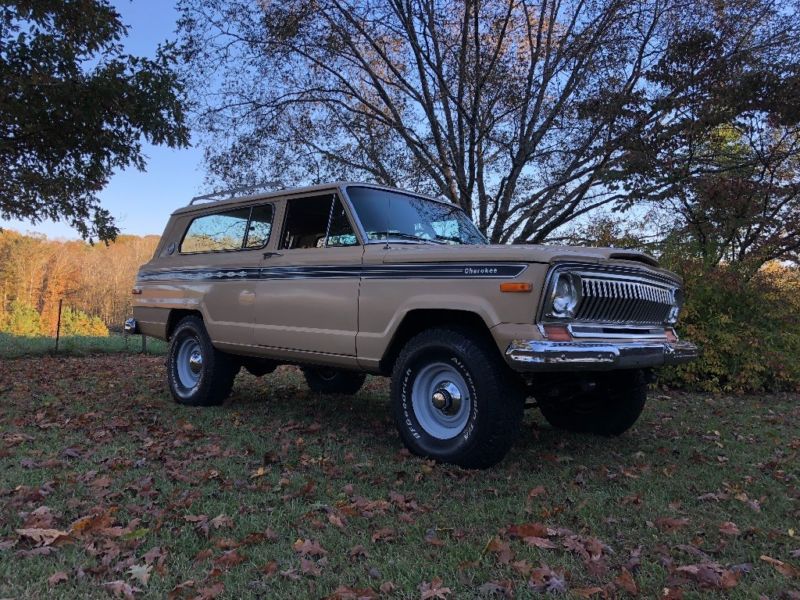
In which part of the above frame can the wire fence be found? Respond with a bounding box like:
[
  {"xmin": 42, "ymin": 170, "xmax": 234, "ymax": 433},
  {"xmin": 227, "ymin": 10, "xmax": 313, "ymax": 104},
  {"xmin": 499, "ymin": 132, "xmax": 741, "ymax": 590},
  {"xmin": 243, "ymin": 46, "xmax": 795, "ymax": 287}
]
[{"xmin": 1, "ymin": 299, "xmax": 165, "ymax": 359}]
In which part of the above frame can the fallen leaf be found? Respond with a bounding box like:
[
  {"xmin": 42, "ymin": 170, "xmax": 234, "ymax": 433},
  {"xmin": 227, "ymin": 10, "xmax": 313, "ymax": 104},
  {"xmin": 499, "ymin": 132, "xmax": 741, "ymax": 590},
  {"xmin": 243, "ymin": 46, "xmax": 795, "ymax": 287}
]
[
  {"xmin": 379, "ymin": 581, "xmax": 396, "ymax": 594},
  {"xmin": 527, "ymin": 486, "xmax": 546, "ymax": 499},
  {"xmin": 615, "ymin": 567, "xmax": 638, "ymax": 595},
  {"xmin": 654, "ymin": 517, "xmax": 690, "ymax": 533},
  {"xmin": 371, "ymin": 527, "xmax": 395, "ymax": 543},
  {"xmin": 48, "ymin": 571, "xmax": 69, "ymax": 586},
  {"xmin": 250, "ymin": 466, "xmax": 268, "ymax": 479},
  {"xmin": 16, "ymin": 527, "xmax": 72, "ymax": 546},
  {"xmin": 127, "ymin": 564, "xmax": 152, "ymax": 587},
  {"xmin": 292, "ymin": 538, "xmax": 327, "ymax": 557},
  {"xmin": 760, "ymin": 555, "xmax": 798, "ymax": 578},
  {"xmin": 214, "ymin": 550, "xmax": 246, "ymax": 569},
  {"xmin": 194, "ymin": 582, "xmax": 224, "ymax": 599},
  {"xmin": 261, "ymin": 560, "xmax": 279, "ymax": 576},
  {"xmin": 477, "ymin": 580, "xmax": 514, "ymax": 597},
  {"xmin": 523, "ymin": 536, "xmax": 557, "ymax": 549},
  {"xmin": 324, "ymin": 585, "xmax": 379, "ymax": 599},
  {"xmin": 102, "ymin": 580, "xmax": 141, "ymax": 599},
  {"xmin": 484, "ymin": 537, "xmax": 514, "ymax": 564},
  {"xmin": 209, "ymin": 514, "xmax": 233, "ymax": 530},
  {"xmin": 300, "ymin": 557, "xmax": 322, "ymax": 576},
  {"xmin": 573, "ymin": 587, "xmax": 604, "ymax": 598},
  {"xmin": 718, "ymin": 522, "xmax": 740, "ymax": 536},
  {"xmin": 420, "ymin": 576, "xmax": 452, "ymax": 599},
  {"xmin": 507, "ymin": 523, "xmax": 548, "ymax": 539}
]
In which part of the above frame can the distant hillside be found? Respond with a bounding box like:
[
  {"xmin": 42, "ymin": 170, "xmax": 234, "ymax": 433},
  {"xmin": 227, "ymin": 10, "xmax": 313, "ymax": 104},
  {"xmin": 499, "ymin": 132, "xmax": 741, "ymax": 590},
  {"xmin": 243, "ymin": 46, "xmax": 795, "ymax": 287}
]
[{"xmin": 0, "ymin": 230, "xmax": 159, "ymax": 334}]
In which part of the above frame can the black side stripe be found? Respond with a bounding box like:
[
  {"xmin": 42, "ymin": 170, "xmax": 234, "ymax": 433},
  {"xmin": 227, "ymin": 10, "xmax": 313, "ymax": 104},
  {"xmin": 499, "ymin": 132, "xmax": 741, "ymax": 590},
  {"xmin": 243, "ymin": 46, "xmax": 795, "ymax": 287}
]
[{"xmin": 137, "ymin": 263, "xmax": 528, "ymax": 282}]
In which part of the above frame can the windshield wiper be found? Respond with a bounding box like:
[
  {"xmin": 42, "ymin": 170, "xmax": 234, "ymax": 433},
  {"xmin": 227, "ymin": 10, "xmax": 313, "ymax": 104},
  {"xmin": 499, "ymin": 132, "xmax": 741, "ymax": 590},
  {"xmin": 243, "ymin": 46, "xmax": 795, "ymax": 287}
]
[
  {"xmin": 369, "ymin": 231, "xmax": 444, "ymax": 244},
  {"xmin": 433, "ymin": 234, "xmax": 464, "ymax": 244}
]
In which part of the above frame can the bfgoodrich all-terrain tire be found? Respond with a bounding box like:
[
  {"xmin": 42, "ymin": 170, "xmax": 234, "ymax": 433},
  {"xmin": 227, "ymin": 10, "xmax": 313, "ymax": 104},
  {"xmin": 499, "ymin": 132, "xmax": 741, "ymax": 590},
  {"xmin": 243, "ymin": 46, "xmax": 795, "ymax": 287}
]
[
  {"xmin": 391, "ymin": 328, "xmax": 525, "ymax": 469},
  {"xmin": 538, "ymin": 369, "xmax": 648, "ymax": 436},
  {"xmin": 167, "ymin": 316, "xmax": 239, "ymax": 407},
  {"xmin": 302, "ymin": 367, "xmax": 367, "ymax": 395}
]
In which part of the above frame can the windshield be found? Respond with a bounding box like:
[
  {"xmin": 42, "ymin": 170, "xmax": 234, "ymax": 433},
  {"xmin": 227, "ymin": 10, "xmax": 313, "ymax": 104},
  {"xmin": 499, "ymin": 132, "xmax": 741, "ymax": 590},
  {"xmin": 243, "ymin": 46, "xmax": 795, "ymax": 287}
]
[{"xmin": 346, "ymin": 186, "xmax": 487, "ymax": 245}]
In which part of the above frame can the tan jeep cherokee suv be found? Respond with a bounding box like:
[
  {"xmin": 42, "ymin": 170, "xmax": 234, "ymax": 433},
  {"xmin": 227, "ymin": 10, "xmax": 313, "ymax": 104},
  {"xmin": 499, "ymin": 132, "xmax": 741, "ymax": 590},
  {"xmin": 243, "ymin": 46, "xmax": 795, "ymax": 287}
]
[{"xmin": 129, "ymin": 183, "xmax": 697, "ymax": 468}]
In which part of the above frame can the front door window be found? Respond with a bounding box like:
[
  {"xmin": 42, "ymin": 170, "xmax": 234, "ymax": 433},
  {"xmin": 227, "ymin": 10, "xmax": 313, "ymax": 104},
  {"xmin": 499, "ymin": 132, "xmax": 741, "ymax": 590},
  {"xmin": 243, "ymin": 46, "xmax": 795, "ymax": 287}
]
[{"xmin": 280, "ymin": 195, "xmax": 358, "ymax": 249}]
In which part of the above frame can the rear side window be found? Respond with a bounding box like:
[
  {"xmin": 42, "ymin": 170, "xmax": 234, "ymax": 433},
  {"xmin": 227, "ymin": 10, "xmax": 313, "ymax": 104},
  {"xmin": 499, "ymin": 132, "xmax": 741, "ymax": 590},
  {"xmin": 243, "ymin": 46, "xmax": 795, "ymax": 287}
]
[{"xmin": 181, "ymin": 204, "xmax": 274, "ymax": 253}]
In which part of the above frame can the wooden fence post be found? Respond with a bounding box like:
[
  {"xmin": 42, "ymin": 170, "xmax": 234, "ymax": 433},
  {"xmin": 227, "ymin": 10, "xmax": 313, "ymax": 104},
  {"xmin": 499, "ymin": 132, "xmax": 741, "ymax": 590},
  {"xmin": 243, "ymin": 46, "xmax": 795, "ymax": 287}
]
[
  {"xmin": 141, "ymin": 335, "xmax": 147, "ymax": 354},
  {"xmin": 54, "ymin": 299, "xmax": 63, "ymax": 352}
]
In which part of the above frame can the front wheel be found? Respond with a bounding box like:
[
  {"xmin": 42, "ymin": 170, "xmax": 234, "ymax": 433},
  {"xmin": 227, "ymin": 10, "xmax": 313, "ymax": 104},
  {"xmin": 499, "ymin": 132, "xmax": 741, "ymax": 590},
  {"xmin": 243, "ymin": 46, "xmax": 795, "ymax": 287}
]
[
  {"xmin": 538, "ymin": 370, "xmax": 648, "ymax": 436},
  {"xmin": 167, "ymin": 316, "xmax": 239, "ymax": 406},
  {"xmin": 391, "ymin": 328, "xmax": 525, "ymax": 469}
]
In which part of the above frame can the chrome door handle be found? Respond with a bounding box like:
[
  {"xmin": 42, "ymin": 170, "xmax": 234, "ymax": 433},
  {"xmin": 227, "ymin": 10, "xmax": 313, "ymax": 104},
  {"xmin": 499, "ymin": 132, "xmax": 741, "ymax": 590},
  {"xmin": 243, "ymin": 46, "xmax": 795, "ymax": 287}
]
[{"xmin": 262, "ymin": 251, "xmax": 283, "ymax": 259}]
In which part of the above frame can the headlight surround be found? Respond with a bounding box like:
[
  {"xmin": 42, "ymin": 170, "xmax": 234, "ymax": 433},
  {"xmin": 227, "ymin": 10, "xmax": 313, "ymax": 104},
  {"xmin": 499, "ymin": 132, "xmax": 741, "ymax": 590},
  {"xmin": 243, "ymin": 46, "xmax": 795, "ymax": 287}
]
[
  {"xmin": 548, "ymin": 272, "xmax": 581, "ymax": 319},
  {"xmin": 666, "ymin": 287, "xmax": 684, "ymax": 324}
]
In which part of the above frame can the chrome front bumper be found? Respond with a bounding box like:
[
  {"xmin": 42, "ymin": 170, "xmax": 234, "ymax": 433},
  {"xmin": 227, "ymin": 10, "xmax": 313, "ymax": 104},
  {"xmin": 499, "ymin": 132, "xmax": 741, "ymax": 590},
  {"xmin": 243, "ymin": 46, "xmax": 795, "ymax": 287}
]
[{"xmin": 506, "ymin": 339, "xmax": 698, "ymax": 371}]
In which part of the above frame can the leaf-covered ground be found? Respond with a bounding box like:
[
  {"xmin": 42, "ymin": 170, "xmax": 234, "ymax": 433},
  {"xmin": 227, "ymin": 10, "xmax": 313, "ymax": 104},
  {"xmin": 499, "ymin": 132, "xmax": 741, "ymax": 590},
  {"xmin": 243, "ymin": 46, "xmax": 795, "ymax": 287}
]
[{"xmin": 0, "ymin": 355, "xmax": 798, "ymax": 599}]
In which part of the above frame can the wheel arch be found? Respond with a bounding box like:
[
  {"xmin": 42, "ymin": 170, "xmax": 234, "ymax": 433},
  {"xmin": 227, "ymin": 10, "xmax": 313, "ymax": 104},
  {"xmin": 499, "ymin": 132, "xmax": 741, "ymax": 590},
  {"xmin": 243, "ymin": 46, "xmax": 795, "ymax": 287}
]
[
  {"xmin": 378, "ymin": 309, "xmax": 497, "ymax": 375},
  {"xmin": 166, "ymin": 309, "xmax": 204, "ymax": 340}
]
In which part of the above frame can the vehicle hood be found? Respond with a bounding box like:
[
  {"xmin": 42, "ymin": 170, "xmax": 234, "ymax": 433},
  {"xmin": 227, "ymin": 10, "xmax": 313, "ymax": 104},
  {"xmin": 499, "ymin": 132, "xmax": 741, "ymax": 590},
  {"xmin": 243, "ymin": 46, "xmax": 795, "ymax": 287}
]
[{"xmin": 381, "ymin": 243, "xmax": 680, "ymax": 281}]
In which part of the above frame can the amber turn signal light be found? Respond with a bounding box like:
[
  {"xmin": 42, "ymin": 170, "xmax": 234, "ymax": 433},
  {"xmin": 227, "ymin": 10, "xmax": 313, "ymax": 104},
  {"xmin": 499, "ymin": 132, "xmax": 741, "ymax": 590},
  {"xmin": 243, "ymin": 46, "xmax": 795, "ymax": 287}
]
[
  {"xmin": 499, "ymin": 282, "xmax": 532, "ymax": 293},
  {"xmin": 543, "ymin": 324, "xmax": 572, "ymax": 341}
]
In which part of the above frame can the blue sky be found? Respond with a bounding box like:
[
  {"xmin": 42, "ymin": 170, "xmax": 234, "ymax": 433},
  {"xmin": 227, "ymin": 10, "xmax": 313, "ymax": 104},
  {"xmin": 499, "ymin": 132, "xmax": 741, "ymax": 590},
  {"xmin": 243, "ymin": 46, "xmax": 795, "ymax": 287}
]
[{"xmin": 1, "ymin": 0, "xmax": 206, "ymax": 239}]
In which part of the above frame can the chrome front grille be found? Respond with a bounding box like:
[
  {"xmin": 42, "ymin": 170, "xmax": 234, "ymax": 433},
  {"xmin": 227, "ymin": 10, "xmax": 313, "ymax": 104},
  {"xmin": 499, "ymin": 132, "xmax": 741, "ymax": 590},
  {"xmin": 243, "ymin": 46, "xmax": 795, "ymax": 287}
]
[
  {"xmin": 540, "ymin": 263, "xmax": 680, "ymax": 326},
  {"xmin": 575, "ymin": 276, "xmax": 674, "ymax": 324}
]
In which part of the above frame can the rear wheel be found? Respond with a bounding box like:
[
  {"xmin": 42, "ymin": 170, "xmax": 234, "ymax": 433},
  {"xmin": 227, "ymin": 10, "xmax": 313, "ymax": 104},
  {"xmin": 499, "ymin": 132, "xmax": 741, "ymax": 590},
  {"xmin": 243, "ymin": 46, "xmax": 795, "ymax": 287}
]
[
  {"xmin": 391, "ymin": 328, "xmax": 525, "ymax": 469},
  {"xmin": 167, "ymin": 316, "xmax": 238, "ymax": 406},
  {"xmin": 302, "ymin": 367, "xmax": 366, "ymax": 395},
  {"xmin": 538, "ymin": 370, "xmax": 648, "ymax": 435}
]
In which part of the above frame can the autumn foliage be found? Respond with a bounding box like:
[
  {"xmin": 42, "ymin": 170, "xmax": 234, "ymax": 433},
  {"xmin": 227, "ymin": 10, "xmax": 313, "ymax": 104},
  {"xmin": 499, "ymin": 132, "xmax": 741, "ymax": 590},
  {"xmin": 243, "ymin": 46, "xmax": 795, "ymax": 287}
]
[
  {"xmin": 661, "ymin": 261, "xmax": 800, "ymax": 393},
  {"xmin": 0, "ymin": 230, "xmax": 157, "ymax": 336}
]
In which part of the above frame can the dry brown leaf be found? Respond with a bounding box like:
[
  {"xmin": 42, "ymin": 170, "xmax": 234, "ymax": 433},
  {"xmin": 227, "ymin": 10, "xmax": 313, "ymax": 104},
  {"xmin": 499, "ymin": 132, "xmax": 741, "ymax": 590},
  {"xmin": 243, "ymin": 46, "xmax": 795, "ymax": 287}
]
[
  {"xmin": 507, "ymin": 523, "xmax": 548, "ymax": 539},
  {"xmin": 371, "ymin": 527, "xmax": 396, "ymax": 543},
  {"xmin": 484, "ymin": 537, "xmax": 514, "ymax": 564},
  {"xmin": 213, "ymin": 549, "xmax": 246, "ymax": 569},
  {"xmin": 209, "ymin": 514, "xmax": 233, "ymax": 530},
  {"xmin": 379, "ymin": 581, "xmax": 397, "ymax": 594},
  {"xmin": 48, "ymin": 571, "xmax": 69, "ymax": 586},
  {"xmin": 324, "ymin": 585, "xmax": 379, "ymax": 599},
  {"xmin": 477, "ymin": 580, "xmax": 514, "ymax": 597},
  {"xmin": 420, "ymin": 576, "xmax": 452, "ymax": 599},
  {"xmin": 718, "ymin": 521, "xmax": 740, "ymax": 536},
  {"xmin": 615, "ymin": 567, "xmax": 638, "ymax": 595},
  {"xmin": 16, "ymin": 527, "xmax": 72, "ymax": 546},
  {"xmin": 292, "ymin": 538, "xmax": 327, "ymax": 557},
  {"xmin": 760, "ymin": 555, "xmax": 798, "ymax": 578},
  {"xmin": 572, "ymin": 587, "xmax": 604, "ymax": 598},
  {"xmin": 300, "ymin": 557, "xmax": 322, "ymax": 577},
  {"xmin": 523, "ymin": 536, "xmax": 557, "ymax": 549},
  {"xmin": 102, "ymin": 580, "xmax": 141, "ymax": 599},
  {"xmin": 654, "ymin": 517, "xmax": 690, "ymax": 533}
]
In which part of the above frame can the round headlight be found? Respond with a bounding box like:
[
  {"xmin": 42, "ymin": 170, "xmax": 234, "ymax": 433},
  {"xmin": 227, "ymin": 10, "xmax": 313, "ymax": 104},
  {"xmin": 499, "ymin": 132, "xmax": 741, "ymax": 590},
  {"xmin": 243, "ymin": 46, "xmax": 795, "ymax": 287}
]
[{"xmin": 550, "ymin": 273, "xmax": 580, "ymax": 318}]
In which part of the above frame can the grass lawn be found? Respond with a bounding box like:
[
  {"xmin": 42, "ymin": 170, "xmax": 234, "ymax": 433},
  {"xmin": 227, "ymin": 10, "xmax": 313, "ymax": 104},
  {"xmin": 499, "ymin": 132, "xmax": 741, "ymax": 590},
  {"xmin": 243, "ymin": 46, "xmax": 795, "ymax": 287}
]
[
  {"xmin": 0, "ymin": 333, "xmax": 167, "ymax": 359},
  {"xmin": 0, "ymin": 355, "xmax": 798, "ymax": 599}
]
